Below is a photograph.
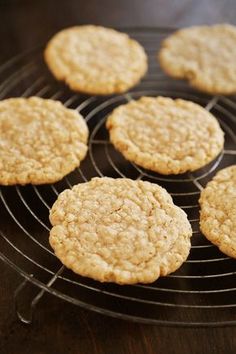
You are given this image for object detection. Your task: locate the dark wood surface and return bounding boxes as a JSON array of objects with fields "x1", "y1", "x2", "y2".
[{"x1": 1, "y1": 1, "x2": 236, "y2": 353}]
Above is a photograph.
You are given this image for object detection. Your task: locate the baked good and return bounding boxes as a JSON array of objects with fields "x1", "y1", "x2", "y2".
[
  {"x1": 159, "y1": 24, "x2": 236, "y2": 95},
  {"x1": 0, "y1": 97, "x2": 88, "y2": 185},
  {"x1": 106, "y1": 96, "x2": 224, "y2": 175},
  {"x1": 49, "y1": 177, "x2": 192, "y2": 284},
  {"x1": 199, "y1": 165, "x2": 236, "y2": 258},
  {"x1": 45, "y1": 25, "x2": 147, "y2": 95}
]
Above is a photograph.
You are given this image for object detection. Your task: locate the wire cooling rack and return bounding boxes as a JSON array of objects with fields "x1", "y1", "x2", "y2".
[{"x1": 0, "y1": 27, "x2": 236, "y2": 326}]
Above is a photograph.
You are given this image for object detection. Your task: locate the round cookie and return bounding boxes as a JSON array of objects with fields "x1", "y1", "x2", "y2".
[
  {"x1": 45, "y1": 25, "x2": 148, "y2": 95},
  {"x1": 0, "y1": 97, "x2": 88, "y2": 185},
  {"x1": 49, "y1": 177, "x2": 192, "y2": 284},
  {"x1": 199, "y1": 165, "x2": 236, "y2": 258},
  {"x1": 159, "y1": 24, "x2": 236, "y2": 95},
  {"x1": 106, "y1": 96, "x2": 224, "y2": 175}
]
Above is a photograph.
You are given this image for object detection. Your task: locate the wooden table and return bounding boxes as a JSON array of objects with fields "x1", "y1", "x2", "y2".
[{"x1": 1, "y1": 1, "x2": 236, "y2": 353}]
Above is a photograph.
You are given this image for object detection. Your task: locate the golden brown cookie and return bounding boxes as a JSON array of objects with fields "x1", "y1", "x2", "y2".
[
  {"x1": 159, "y1": 24, "x2": 236, "y2": 95},
  {"x1": 199, "y1": 165, "x2": 236, "y2": 258},
  {"x1": 0, "y1": 97, "x2": 88, "y2": 185},
  {"x1": 106, "y1": 96, "x2": 224, "y2": 175},
  {"x1": 45, "y1": 25, "x2": 148, "y2": 95},
  {"x1": 49, "y1": 177, "x2": 192, "y2": 284}
]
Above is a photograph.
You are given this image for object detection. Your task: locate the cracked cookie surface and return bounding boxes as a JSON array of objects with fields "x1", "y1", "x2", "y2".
[
  {"x1": 106, "y1": 96, "x2": 224, "y2": 175},
  {"x1": 49, "y1": 177, "x2": 192, "y2": 284},
  {"x1": 199, "y1": 165, "x2": 236, "y2": 258},
  {"x1": 45, "y1": 25, "x2": 147, "y2": 95},
  {"x1": 159, "y1": 24, "x2": 236, "y2": 95},
  {"x1": 0, "y1": 97, "x2": 88, "y2": 185}
]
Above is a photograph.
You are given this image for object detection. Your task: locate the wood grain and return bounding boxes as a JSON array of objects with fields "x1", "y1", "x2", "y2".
[{"x1": 1, "y1": 264, "x2": 236, "y2": 354}]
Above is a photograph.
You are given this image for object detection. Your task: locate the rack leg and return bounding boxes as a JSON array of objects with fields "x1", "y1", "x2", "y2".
[{"x1": 14, "y1": 266, "x2": 64, "y2": 324}]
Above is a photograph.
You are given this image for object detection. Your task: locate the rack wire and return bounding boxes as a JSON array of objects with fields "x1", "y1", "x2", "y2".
[{"x1": 0, "y1": 28, "x2": 236, "y2": 326}]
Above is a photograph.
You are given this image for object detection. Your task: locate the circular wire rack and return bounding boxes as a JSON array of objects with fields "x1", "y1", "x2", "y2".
[{"x1": 0, "y1": 27, "x2": 236, "y2": 326}]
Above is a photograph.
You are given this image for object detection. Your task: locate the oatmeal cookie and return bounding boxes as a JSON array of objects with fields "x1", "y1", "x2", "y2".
[
  {"x1": 0, "y1": 97, "x2": 88, "y2": 185},
  {"x1": 49, "y1": 177, "x2": 192, "y2": 284},
  {"x1": 199, "y1": 165, "x2": 236, "y2": 258},
  {"x1": 106, "y1": 96, "x2": 224, "y2": 175},
  {"x1": 45, "y1": 25, "x2": 147, "y2": 95},
  {"x1": 159, "y1": 24, "x2": 236, "y2": 95}
]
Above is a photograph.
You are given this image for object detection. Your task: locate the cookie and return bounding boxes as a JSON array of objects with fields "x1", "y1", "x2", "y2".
[
  {"x1": 106, "y1": 96, "x2": 224, "y2": 175},
  {"x1": 0, "y1": 97, "x2": 88, "y2": 185},
  {"x1": 49, "y1": 177, "x2": 192, "y2": 284},
  {"x1": 159, "y1": 24, "x2": 236, "y2": 95},
  {"x1": 199, "y1": 165, "x2": 236, "y2": 258},
  {"x1": 45, "y1": 25, "x2": 148, "y2": 95}
]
